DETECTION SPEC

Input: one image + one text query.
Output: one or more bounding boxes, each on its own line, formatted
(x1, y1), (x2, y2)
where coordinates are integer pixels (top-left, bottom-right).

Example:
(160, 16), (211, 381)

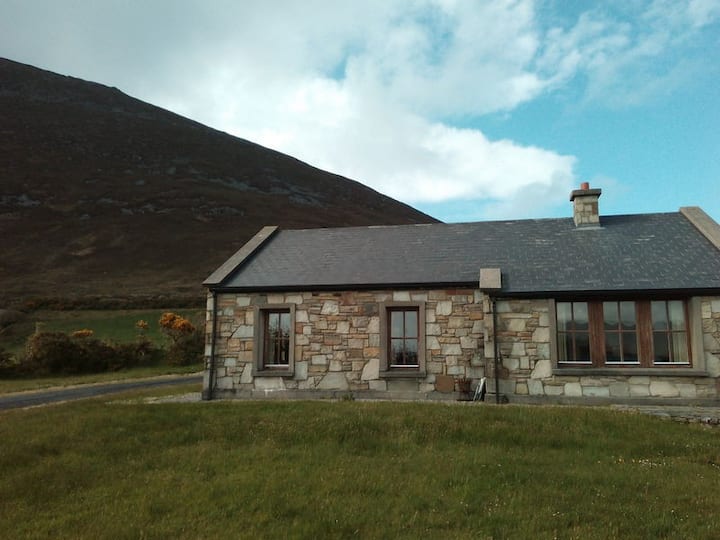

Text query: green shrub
(23, 332), (164, 375)
(166, 327), (204, 366)
(0, 347), (20, 377)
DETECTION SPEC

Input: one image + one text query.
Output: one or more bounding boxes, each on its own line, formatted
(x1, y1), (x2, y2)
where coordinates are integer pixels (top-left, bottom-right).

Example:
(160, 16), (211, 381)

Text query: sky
(1, 0), (719, 223)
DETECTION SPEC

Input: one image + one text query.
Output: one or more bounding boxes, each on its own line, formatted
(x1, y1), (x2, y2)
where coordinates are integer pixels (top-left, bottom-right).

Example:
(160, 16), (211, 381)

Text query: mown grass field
(0, 309), (205, 358)
(2, 398), (719, 539)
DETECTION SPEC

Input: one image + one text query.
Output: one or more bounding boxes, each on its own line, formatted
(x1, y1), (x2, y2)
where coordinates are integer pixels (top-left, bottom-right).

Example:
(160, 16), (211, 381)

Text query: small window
(380, 301), (426, 377)
(254, 304), (295, 376)
(389, 308), (419, 367)
(263, 310), (291, 367)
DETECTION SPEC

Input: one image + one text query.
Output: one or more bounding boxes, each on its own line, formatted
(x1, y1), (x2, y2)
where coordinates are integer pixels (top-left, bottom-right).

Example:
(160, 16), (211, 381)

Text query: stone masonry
(205, 292), (720, 402)
(206, 288), (487, 399)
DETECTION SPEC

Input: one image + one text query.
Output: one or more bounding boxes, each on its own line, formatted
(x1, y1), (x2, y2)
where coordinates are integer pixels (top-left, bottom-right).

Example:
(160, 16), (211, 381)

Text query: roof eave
(203, 225), (279, 287)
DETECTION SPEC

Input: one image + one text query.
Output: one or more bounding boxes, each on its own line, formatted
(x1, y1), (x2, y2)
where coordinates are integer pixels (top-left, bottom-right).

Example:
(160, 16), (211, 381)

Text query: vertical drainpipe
(204, 290), (219, 401)
(479, 268), (503, 404)
(492, 297), (500, 404)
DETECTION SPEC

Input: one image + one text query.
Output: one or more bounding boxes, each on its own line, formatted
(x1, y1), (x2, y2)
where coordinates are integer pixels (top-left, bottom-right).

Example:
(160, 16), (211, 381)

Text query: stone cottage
(202, 184), (720, 403)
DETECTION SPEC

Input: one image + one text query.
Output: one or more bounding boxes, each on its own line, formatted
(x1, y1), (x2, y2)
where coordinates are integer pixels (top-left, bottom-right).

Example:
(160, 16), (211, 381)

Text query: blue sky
(1, 0), (718, 223)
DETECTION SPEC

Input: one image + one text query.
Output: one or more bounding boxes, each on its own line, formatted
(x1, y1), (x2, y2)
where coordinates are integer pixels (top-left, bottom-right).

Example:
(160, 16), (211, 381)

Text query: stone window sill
(553, 368), (708, 378)
(253, 369), (294, 378)
(380, 370), (427, 379)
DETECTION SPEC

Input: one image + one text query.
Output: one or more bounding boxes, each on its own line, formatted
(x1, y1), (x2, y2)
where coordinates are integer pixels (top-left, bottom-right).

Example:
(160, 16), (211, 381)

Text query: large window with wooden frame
(556, 300), (690, 367)
(253, 304), (295, 376)
(379, 300), (426, 377)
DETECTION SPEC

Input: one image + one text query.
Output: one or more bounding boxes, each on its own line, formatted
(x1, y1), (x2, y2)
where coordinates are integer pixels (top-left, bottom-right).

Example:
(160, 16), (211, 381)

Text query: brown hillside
(0, 58), (437, 305)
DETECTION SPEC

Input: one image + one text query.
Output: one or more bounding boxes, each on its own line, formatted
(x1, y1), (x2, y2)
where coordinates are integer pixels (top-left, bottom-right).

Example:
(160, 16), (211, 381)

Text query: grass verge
(0, 363), (202, 394)
(1, 401), (719, 539)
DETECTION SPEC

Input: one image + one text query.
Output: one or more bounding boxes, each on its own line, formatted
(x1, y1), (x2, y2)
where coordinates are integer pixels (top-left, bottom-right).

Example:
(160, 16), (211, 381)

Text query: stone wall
(204, 292), (720, 402)
(205, 288), (487, 398)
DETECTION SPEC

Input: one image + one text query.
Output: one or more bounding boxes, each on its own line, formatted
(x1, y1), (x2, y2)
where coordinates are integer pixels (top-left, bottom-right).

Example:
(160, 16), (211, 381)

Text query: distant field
(0, 309), (205, 358)
(1, 400), (719, 539)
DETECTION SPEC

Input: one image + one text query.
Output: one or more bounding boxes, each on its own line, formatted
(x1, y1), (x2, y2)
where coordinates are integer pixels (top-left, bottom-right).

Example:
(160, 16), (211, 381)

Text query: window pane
(404, 339), (418, 365)
(267, 312), (279, 333)
(404, 310), (418, 338)
(390, 311), (404, 338)
(603, 302), (618, 330)
(670, 333), (688, 363)
(653, 333), (670, 362)
(573, 302), (588, 331)
(605, 332), (621, 362)
(279, 312), (290, 336)
(668, 301), (685, 331)
(558, 332), (570, 362)
(575, 332), (590, 362)
(620, 302), (636, 330)
(391, 339), (405, 364)
(557, 302), (572, 331)
(267, 335), (278, 364)
(622, 332), (638, 362)
(651, 301), (668, 331)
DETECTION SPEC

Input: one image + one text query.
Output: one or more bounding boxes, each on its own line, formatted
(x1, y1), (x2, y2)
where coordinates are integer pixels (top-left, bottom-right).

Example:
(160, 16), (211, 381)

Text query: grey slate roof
(213, 212), (720, 295)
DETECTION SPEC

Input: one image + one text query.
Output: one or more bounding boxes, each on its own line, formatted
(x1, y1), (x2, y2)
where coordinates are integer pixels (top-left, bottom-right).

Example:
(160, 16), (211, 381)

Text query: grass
(0, 308), (204, 358)
(1, 400), (719, 539)
(0, 363), (202, 394)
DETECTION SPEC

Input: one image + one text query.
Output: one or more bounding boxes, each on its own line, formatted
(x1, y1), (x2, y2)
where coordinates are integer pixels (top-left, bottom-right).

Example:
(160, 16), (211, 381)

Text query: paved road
(0, 374), (203, 410)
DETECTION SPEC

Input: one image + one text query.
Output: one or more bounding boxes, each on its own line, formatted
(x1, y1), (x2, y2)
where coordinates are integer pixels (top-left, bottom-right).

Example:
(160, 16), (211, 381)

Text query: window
(389, 308), (419, 367)
(254, 304), (295, 376)
(380, 301), (426, 377)
(555, 299), (690, 367)
(263, 310), (290, 367)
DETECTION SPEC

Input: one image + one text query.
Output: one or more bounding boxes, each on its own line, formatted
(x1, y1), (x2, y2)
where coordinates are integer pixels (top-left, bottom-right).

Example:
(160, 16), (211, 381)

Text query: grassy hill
(0, 58), (437, 306)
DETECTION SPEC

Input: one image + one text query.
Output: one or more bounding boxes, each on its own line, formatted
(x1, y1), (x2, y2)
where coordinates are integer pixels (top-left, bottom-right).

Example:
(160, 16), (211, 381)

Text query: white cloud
(0, 0), (717, 219)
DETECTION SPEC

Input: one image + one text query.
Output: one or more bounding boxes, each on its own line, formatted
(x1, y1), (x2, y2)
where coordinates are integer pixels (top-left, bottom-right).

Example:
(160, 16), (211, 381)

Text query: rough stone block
(544, 385), (564, 396)
(530, 359), (552, 379)
(267, 294), (284, 304)
(311, 354), (328, 365)
(232, 325), (254, 339)
(426, 323), (441, 336)
(254, 377), (286, 390)
(609, 383), (630, 397)
(448, 317), (466, 328)
(564, 382), (582, 396)
(582, 386), (610, 397)
(441, 343), (462, 355)
(285, 294), (303, 304)
(676, 383), (697, 398)
(361, 358), (379, 380)
(369, 380), (387, 391)
(460, 336), (477, 349)
(528, 379), (544, 395)
(321, 301), (339, 315)
(329, 359), (343, 372)
(436, 301), (453, 316)
(532, 327), (549, 343)
(236, 296), (251, 307)
(294, 361), (308, 381)
(649, 381), (679, 397)
(393, 291), (411, 301)
(515, 382), (529, 395)
(317, 372), (349, 390)
(629, 384), (650, 397)
(367, 317), (380, 334)
(296, 310), (309, 323)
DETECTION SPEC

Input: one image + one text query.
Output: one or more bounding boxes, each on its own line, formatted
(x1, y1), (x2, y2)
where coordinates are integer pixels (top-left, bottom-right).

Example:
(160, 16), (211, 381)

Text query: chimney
(570, 182), (602, 227)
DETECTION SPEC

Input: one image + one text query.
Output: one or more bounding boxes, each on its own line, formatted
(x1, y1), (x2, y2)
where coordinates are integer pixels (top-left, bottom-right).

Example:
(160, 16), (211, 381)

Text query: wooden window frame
(554, 299), (691, 369)
(253, 304), (295, 377)
(379, 301), (426, 378)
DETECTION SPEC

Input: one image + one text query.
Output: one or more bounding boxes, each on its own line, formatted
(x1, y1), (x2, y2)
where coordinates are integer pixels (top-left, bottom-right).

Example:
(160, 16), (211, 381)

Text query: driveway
(0, 373), (202, 410)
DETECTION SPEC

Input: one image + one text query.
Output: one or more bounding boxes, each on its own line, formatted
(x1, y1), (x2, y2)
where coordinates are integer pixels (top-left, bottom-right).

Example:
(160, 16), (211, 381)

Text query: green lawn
(1, 400), (718, 539)
(0, 309), (205, 358)
(0, 363), (202, 394)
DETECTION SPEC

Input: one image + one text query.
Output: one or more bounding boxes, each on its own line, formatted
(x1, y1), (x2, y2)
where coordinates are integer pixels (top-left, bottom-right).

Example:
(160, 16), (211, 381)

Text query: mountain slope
(0, 59), (437, 304)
